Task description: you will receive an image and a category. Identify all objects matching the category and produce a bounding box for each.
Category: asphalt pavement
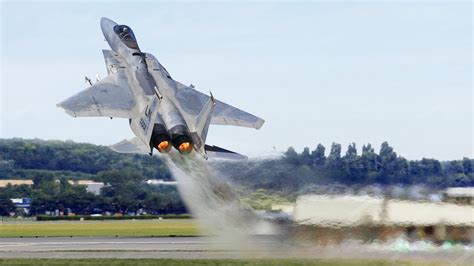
[0,236,472,264]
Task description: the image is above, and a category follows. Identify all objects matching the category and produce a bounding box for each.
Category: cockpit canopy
[113,25,139,49]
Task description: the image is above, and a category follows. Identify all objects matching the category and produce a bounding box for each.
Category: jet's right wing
[57,51,136,119]
[57,75,136,118]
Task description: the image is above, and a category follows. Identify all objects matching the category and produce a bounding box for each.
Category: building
[0,180,33,187]
[291,195,474,244]
[10,198,32,214]
[68,180,104,195]
[444,187,474,205]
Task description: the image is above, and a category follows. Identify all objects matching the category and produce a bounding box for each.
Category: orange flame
[157,140,170,153]
[178,142,192,154]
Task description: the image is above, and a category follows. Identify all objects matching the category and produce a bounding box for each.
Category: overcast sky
[1,1,472,160]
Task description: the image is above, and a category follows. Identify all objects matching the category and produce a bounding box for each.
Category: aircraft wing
[57,75,136,118]
[174,81,265,129]
[143,53,263,129]
[57,51,136,119]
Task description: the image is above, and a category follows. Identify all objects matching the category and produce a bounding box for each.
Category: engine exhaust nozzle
[150,124,171,153]
[169,125,193,155]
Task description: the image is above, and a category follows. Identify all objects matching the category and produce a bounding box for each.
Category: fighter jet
[57,17,264,160]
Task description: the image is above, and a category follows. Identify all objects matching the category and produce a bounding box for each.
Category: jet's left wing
[143,53,264,129]
[174,81,265,130]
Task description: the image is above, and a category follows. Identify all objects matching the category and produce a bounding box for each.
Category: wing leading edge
[174,81,265,130]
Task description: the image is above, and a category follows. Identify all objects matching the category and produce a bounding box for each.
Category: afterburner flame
[178,142,192,154]
[157,140,171,153]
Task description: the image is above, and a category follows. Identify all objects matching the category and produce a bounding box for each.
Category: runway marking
[0,241,212,246]
[0,243,34,248]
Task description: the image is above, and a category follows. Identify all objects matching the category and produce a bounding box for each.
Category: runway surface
[1,236,473,264]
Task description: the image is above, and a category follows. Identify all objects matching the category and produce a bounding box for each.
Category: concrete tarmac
[0,236,473,264]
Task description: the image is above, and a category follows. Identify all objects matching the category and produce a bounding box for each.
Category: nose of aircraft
[100,17,117,35]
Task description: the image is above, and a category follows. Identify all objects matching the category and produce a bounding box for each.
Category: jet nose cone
[100,17,117,33]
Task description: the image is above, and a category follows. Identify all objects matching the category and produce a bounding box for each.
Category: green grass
[0,259,442,266]
[239,189,294,211]
[0,220,200,237]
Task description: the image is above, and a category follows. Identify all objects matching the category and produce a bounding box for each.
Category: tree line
[0,138,472,216]
[0,170,186,216]
[217,142,473,194]
[0,138,171,180]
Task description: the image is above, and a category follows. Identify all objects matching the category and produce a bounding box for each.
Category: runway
[1,236,473,264]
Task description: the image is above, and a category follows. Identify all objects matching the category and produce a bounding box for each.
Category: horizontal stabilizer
[110,137,149,154]
[205,145,247,160]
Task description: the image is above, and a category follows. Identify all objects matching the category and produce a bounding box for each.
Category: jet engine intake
[169,125,193,154]
[150,124,171,153]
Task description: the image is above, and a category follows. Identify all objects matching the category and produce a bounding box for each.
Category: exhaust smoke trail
[164,153,276,243]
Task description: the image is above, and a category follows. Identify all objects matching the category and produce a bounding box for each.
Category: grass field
[0,259,442,266]
[0,220,200,237]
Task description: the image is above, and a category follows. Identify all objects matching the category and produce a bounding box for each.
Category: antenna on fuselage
[209,91,216,104]
[153,86,163,101]
[85,76,92,86]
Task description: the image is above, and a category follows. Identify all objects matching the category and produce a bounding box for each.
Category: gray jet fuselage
[58,17,264,159]
[101,18,191,154]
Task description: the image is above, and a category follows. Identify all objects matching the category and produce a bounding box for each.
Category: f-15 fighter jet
[57,17,264,160]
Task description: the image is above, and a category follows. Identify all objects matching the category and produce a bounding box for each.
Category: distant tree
[447,160,464,175]
[462,158,473,174]
[326,143,342,168]
[311,144,326,166]
[300,147,312,165]
[343,143,364,183]
[418,158,442,176]
[394,157,410,183]
[0,160,14,178]
[98,170,144,185]
[326,143,345,180]
[0,184,32,198]
[379,142,396,161]
[378,142,398,183]
[361,143,380,182]
[0,197,15,216]
[32,172,55,190]
[284,147,299,165]
[345,143,358,158]
[30,191,56,215]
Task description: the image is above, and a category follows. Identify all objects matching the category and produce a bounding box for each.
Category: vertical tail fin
[194,92,216,143]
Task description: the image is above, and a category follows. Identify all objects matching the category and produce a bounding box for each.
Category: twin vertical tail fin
[194,92,216,143]
[193,93,246,160]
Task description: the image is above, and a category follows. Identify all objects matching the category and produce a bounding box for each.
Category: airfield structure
[444,187,474,205]
[291,195,474,244]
